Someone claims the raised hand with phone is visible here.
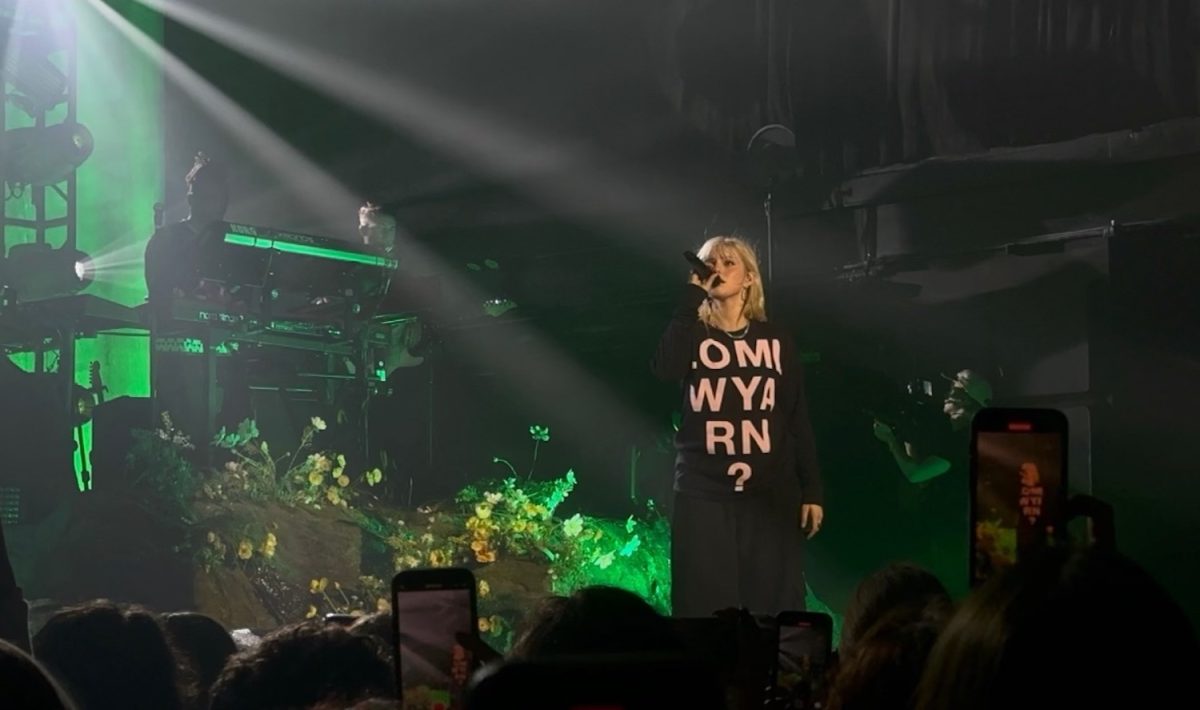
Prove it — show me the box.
[651,236,824,618]
[391,568,479,710]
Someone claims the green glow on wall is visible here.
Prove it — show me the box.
[72,0,163,488]
[5,1,163,490]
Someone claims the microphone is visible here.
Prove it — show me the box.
[683,251,722,287]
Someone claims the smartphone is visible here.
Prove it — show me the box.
[970,407,1069,587]
[392,568,478,710]
[775,611,832,709]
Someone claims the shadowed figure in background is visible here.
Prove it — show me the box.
[871,369,992,595]
[0,638,75,710]
[916,547,1200,710]
[509,585,683,659]
[839,562,951,659]
[209,622,393,710]
[826,564,952,710]
[162,611,237,710]
[143,153,251,443]
[32,600,184,710]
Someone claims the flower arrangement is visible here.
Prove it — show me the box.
[127,416,673,643]
[208,416,384,509]
[304,574,391,619]
[126,412,200,519]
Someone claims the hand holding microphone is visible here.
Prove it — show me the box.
[683,251,722,293]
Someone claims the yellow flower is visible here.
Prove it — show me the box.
[475,503,492,520]
[308,470,324,486]
[206,531,217,544]
[429,550,446,567]
[471,541,496,563]
[260,532,277,558]
[478,580,491,597]
[237,540,253,560]
[512,519,528,533]
[310,577,329,593]
[311,416,327,431]
[326,487,341,504]
[305,605,318,619]
[365,468,383,486]
[522,502,539,516]
[478,617,492,633]
[337,474,350,487]
[377,597,390,613]
[484,491,503,505]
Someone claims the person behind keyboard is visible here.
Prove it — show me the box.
[143,153,249,442]
[143,152,230,308]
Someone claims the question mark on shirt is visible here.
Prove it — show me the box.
[727,462,752,492]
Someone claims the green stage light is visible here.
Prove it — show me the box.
[223,231,400,269]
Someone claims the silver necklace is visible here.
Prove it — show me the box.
[724,323,751,340]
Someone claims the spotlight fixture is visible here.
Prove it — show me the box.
[1,242,93,302]
[2,122,94,186]
[2,33,69,115]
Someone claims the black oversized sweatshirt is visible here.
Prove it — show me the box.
[651,285,823,503]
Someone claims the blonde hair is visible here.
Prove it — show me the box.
[696,235,767,325]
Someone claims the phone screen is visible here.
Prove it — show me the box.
[395,585,474,710]
[777,615,831,709]
[972,425,1066,586]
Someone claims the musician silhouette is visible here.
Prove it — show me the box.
[144,153,230,304]
[144,153,248,447]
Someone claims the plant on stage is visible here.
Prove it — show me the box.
[453,468,671,615]
[303,574,391,619]
[456,471,576,562]
[545,502,671,615]
[195,523,281,572]
[489,423,552,482]
[207,416,384,509]
[126,411,201,519]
